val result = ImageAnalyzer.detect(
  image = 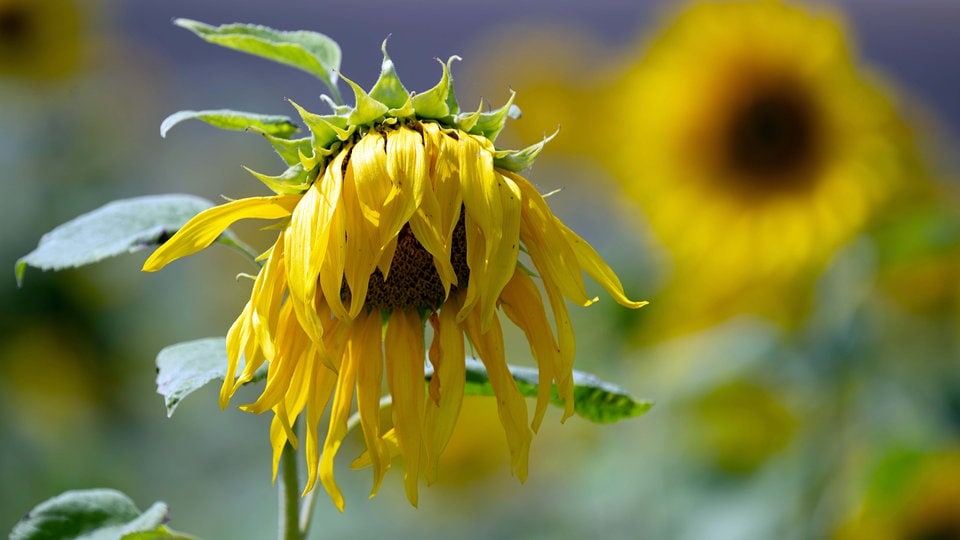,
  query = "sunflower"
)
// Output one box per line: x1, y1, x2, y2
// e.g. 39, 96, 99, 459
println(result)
483, 0, 921, 332
142, 41, 644, 509
0, 0, 82, 80
606, 0, 922, 329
